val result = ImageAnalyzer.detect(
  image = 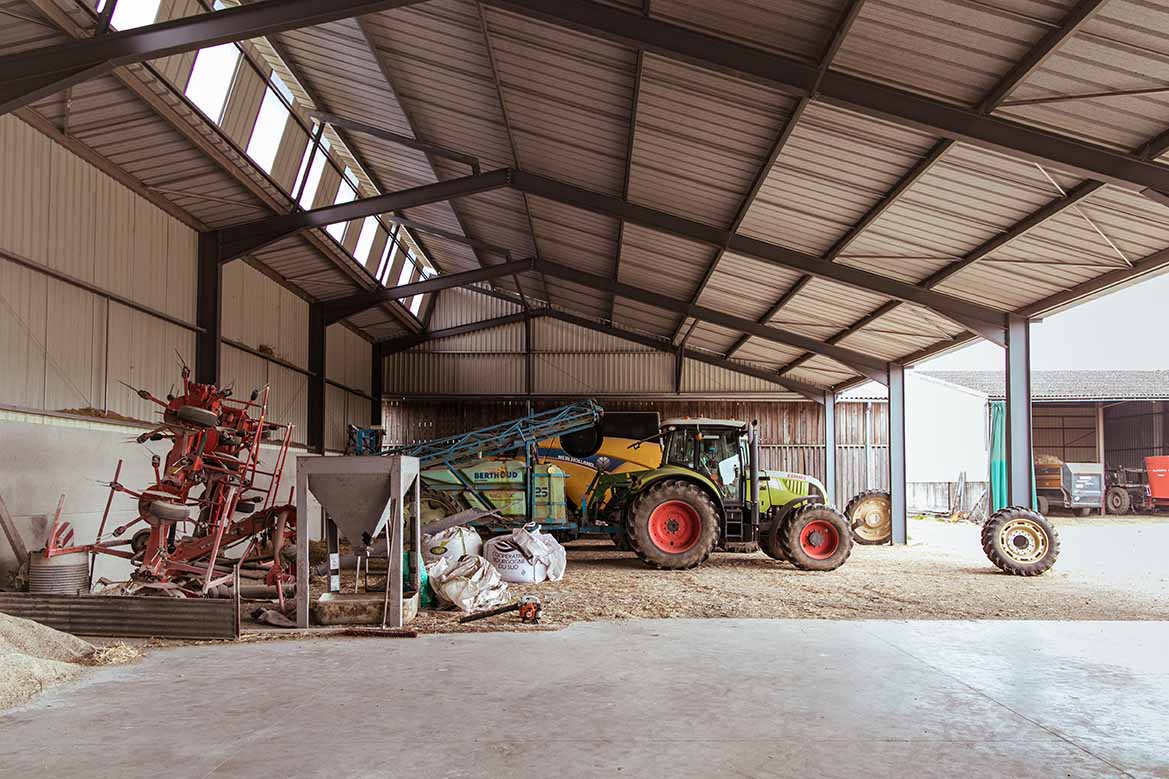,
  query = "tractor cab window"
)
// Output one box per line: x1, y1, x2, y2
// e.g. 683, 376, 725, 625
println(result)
663, 429, 695, 468
697, 429, 742, 500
